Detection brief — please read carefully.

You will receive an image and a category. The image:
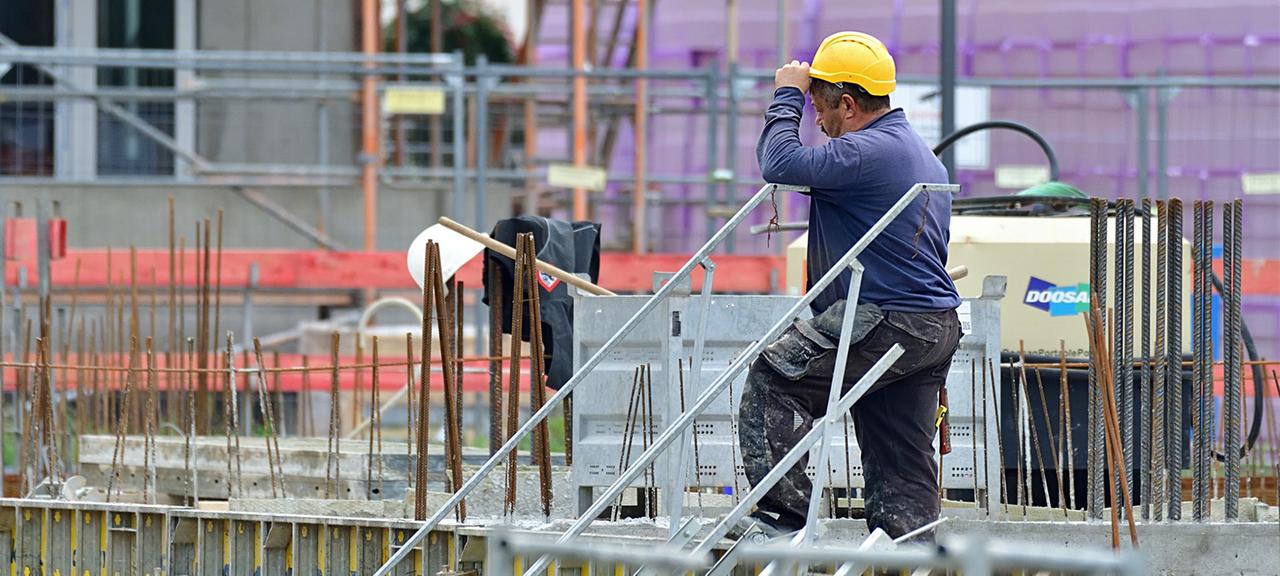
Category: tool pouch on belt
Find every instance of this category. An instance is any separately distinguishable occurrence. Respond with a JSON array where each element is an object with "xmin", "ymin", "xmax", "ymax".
[{"xmin": 760, "ymin": 301, "xmax": 884, "ymax": 381}]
